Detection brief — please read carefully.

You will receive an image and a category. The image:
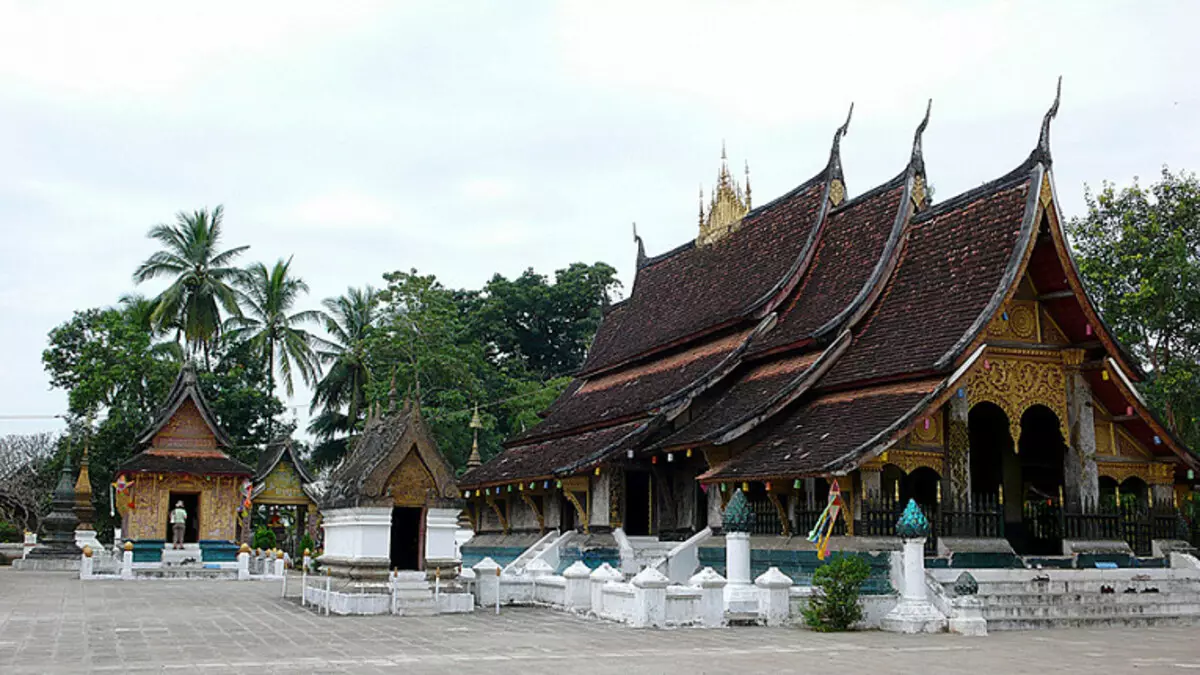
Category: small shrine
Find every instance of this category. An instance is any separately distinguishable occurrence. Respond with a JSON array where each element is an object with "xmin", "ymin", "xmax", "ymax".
[
  {"xmin": 251, "ymin": 437, "xmax": 321, "ymax": 554},
  {"xmin": 14, "ymin": 459, "xmax": 80, "ymax": 571},
  {"xmin": 114, "ymin": 363, "xmax": 253, "ymax": 564},
  {"xmin": 320, "ymin": 395, "xmax": 462, "ymax": 581},
  {"xmin": 74, "ymin": 442, "xmax": 101, "ymax": 551}
]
